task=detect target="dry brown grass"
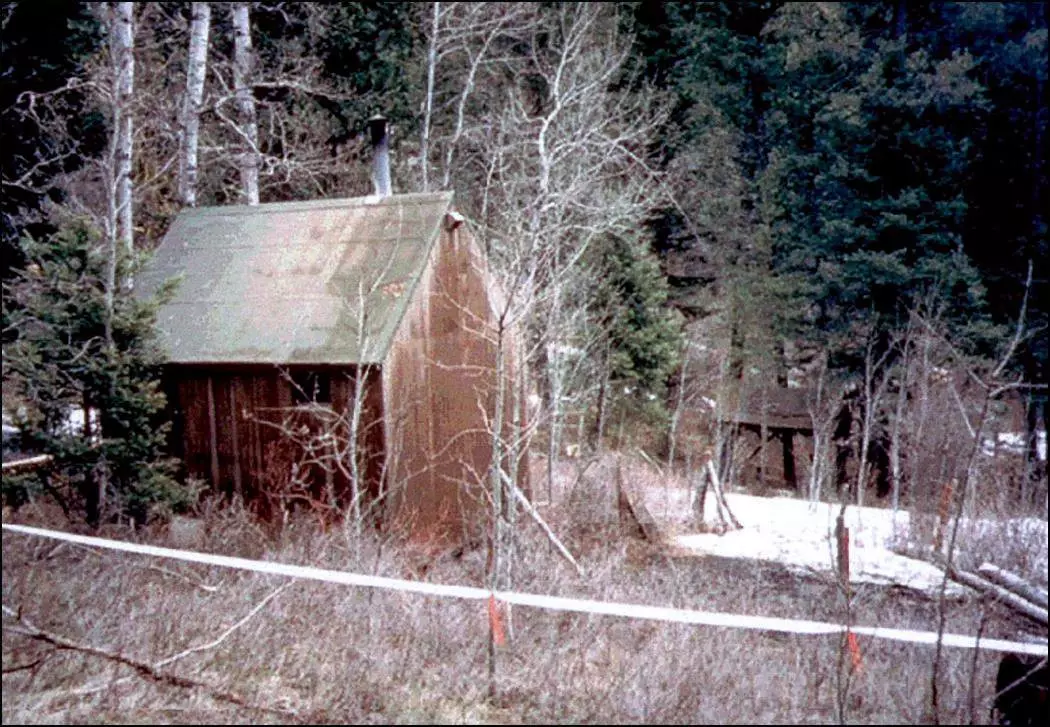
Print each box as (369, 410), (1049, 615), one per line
(1, 463), (1036, 725)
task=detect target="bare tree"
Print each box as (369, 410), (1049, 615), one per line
(114, 2), (135, 252)
(202, 4), (366, 204)
(417, 2), (538, 193)
(231, 2), (259, 205)
(178, 2), (211, 207)
(927, 263), (1045, 722)
(415, 6), (672, 693)
(888, 320), (914, 514)
(806, 353), (843, 505)
(467, 4), (669, 479)
(420, 1), (441, 192)
(854, 329), (893, 507)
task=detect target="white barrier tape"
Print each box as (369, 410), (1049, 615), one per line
(1, 523), (490, 601)
(3, 522), (1047, 657)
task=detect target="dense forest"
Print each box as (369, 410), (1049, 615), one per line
(1, 2), (1046, 518)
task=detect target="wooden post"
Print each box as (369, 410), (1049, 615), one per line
(230, 382), (242, 497)
(933, 479), (955, 552)
(781, 429), (797, 487)
(837, 521), (851, 593)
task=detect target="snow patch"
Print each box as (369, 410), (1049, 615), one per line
(981, 431), (1047, 461)
(644, 486), (1048, 597)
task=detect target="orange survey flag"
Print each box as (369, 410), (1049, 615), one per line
(847, 630), (863, 674)
(488, 595), (506, 647)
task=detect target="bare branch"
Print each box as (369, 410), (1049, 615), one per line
(2, 598), (302, 720)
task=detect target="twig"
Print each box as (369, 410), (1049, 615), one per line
(64, 542), (221, 593)
(146, 564), (221, 593)
(154, 583), (291, 669)
(635, 449), (664, 477)
(2, 586), (299, 719)
(2, 655), (48, 674)
(503, 470), (584, 576)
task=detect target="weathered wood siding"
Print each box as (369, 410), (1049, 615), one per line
(165, 364), (385, 509)
(383, 223), (522, 542)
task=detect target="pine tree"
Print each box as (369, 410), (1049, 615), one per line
(2, 221), (188, 525)
(591, 231), (683, 399)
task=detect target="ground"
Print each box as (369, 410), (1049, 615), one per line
(1, 453), (1047, 724)
(636, 479), (1048, 597)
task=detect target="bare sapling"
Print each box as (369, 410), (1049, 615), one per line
(929, 261), (1045, 723)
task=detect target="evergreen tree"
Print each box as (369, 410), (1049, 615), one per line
(592, 232), (684, 399)
(760, 2), (992, 366)
(2, 220), (188, 525)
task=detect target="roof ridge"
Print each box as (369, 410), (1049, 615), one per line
(184, 191), (455, 217)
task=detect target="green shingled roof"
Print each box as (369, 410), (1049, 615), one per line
(136, 192), (454, 365)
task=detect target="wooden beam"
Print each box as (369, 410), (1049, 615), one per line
(1, 454), (54, 473)
(616, 460), (663, 543)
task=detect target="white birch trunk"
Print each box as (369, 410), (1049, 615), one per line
(232, 2), (259, 205)
(179, 2), (211, 207)
(421, 1), (439, 192)
(889, 352), (908, 514)
(115, 2), (135, 253)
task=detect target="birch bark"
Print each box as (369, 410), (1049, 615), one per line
(179, 2), (211, 207)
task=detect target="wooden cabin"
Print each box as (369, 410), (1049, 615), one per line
(137, 192), (526, 543)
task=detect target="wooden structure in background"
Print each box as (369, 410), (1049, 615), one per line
(719, 385), (816, 489)
(138, 192), (525, 543)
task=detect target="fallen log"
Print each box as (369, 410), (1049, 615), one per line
(978, 563), (1049, 610)
(616, 460), (663, 544)
(949, 567), (1048, 627)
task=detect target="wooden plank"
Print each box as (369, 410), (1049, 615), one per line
(616, 460), (662, 543)
(249, 373), (265, 492)
(206, 374), (220, 488)
(230, 377), (243, 497)
(211, 373), (237, 495)
(1, 454), (53, 472)
(180, 375), (211, 481)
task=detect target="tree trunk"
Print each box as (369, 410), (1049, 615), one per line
(232, 2), (259, 205)
(833, 401), (853, 494)
(978, 563), (1049, 609)
(179, 2), (211, 207)
(890, 351), (909, 512)
(115, 2), (135, 254)
(421, 1), (439, 192)
(894, 0), (908, 40)
(667, 339), (692, 472)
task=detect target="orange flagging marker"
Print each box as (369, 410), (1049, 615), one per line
(848, 630), (864, 674)
(488, 595), (506, 646)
